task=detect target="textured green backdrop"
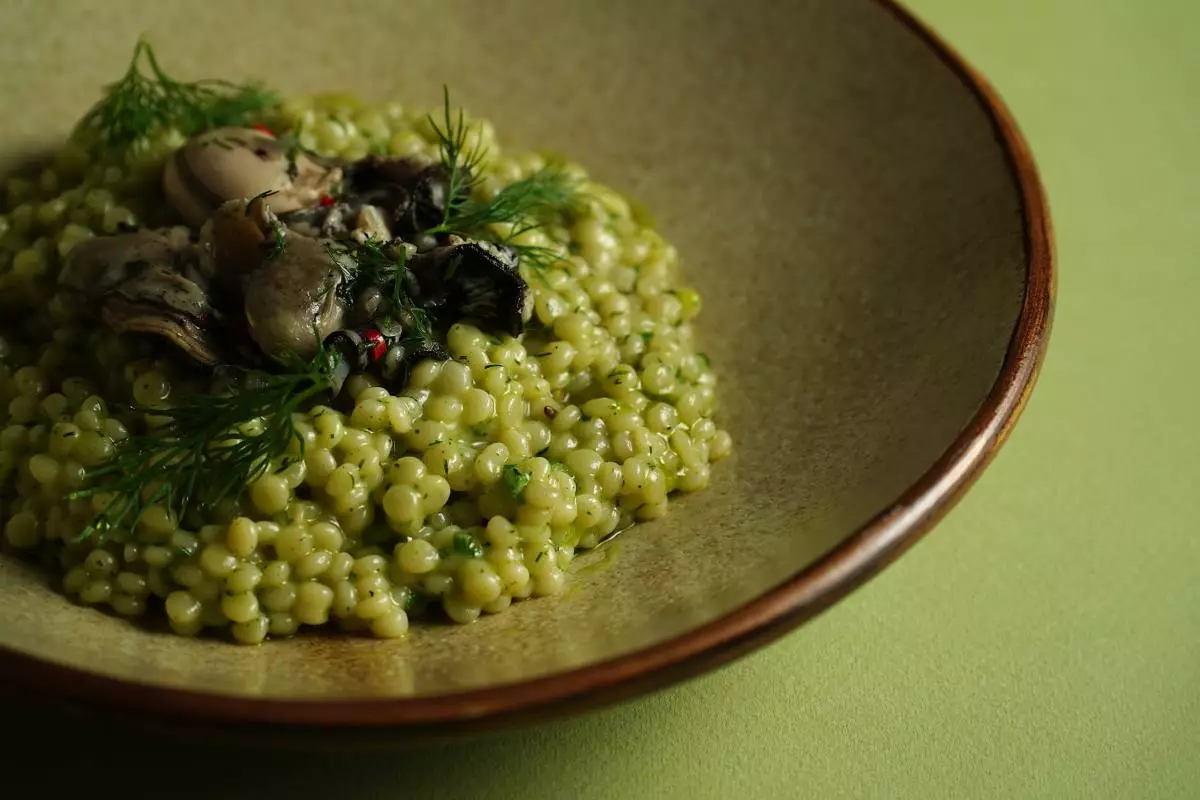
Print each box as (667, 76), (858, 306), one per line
(7, 1), (1198, 796)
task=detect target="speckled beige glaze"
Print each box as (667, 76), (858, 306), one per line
(0, 0), (1044, 726)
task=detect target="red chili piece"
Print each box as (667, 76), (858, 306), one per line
(251, 123), (275, 137)
(319, 193), (336, 207)
(363, 329), (387, 362)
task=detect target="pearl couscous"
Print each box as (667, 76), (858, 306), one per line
(0, 67), (729, 643)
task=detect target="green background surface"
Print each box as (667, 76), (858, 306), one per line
(7, 1), (1198, 797)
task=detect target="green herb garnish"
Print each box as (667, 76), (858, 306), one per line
(264, 225), (286, 261)
(427, 86), (487, 231)
(403, 588), (427, 611)
(427, 170), (580, 237)
(501, 464), (531, 498)
(505, 240), (569, 273)
(74, 37), (277, 153)
(328, 236), (405, 306)
(281, 120), (322, 182)
(69, 348), (334, 542)
(451, 532), (484, 559)
(426, 90), (580, 274)
(327, 237), (435, 350)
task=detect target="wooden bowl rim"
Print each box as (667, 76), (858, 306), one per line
(0, 0), (1055, 733)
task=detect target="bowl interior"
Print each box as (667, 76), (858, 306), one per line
(0, 0), (1026, 709)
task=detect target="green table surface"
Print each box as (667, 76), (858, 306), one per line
(7, 1), (1198, 797)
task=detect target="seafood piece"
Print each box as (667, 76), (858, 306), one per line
(163, 126), (341, 227)
(200, 197), (349, 361)
(58, 228), (223, 365)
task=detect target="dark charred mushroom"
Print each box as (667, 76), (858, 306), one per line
(58, 228), (224, 365)
(282, 156), (457, 244)
(344, 156), (455, 238)
(407, 239), (532, 337)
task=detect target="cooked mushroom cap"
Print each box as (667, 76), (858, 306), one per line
(163, 127), (342, 228)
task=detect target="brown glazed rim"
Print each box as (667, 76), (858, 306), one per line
(0, 0), (1055, 733)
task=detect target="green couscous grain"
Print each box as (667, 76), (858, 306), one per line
(0, 89), (731, 644)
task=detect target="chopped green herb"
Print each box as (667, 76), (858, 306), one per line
(640, 331), (654, 344)
(281, 121), (321, 181)
(404, 589), (427, 611)
(697, 352), (711, 369)
(452, 531), (484, 559)
(501, 464), (531, 498)
(263, 224), (286, 261)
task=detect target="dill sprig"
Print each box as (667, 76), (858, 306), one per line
(428, 168), (580, 236)
(427, 86), (487, 231)
(425, 88), (581, 274)
(498, 220), (570, 273)
(74, 37), (278, 153)
(69, 350), (333, 542)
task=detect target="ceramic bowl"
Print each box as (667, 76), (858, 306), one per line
(0, 0), (1052, 734)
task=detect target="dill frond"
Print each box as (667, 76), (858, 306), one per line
(74, 37), (277, 153)
(428, 168), (580, 236)
(427, 86), (487, 230)
(68, 350), (333, 542)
